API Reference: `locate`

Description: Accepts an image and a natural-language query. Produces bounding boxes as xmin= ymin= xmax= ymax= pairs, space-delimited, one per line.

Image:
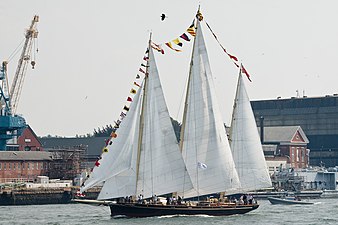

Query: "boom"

xmin=9 ymin=15 xmax=39 ymax=114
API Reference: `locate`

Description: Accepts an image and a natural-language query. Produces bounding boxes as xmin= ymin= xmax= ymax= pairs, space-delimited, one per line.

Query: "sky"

xmin=1 ymin=0 xmax=338 ymax=137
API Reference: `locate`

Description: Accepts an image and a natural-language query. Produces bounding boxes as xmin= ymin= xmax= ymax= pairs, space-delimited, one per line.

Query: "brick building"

xmin=6 ymin=125 xmax=43 ymax=151
xmin=0 ymin=151 xmax=52 ymax=183
xmin=261 ymin=126 xmax=310 ymax=170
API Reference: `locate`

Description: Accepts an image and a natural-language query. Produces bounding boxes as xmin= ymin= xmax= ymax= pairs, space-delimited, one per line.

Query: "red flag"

xmin=127 ymin=97 xmax=132 ymax=102
xmin=95 ymin=160 xmax=100 ymax=167
xmin=241 ymin=64 xmax=252 ymax=82
xmin=180 ymin=33 xmax=190 ymax=42
xmin=228 ymin=53 xmax=238 ymax=62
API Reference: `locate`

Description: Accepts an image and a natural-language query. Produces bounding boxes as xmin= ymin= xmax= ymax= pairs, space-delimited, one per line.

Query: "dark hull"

xmin=267 ymin=197 xmax=314 ymax=205
xmin=109 ymin=203 xmax=259 ymax=218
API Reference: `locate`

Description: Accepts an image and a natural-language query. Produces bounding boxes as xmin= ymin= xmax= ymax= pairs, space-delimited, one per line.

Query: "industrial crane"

xmin=0 ymin=15 xmax=39 ymax=151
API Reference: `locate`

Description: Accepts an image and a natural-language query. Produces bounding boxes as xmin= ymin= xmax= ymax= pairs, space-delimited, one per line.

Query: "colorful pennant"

xmin=205 ymin=20 xmax=252 ymax=82
xmin=139 ymin=68 xmax=146 ymax=74
xmin=134 ymin=82 xmax=141 ymax=87
xmin=165 ymin=42 xmax=182 ymax=52
xmin=151 ymin=42 xmax=165 ymax=54
xmin=180 ymin=33 xmax=190 ymax=42
xmin=241 ymin=64 xmax=252 ymax=82
xmin=187 ymin=20 xmax=196 ymax=36
xmin=173 ymin=38 xmax=183 ymax=47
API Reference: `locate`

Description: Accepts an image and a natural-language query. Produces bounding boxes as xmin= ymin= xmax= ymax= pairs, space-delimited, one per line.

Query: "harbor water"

xmin=0 ymin=198 xmax=337 ymax=225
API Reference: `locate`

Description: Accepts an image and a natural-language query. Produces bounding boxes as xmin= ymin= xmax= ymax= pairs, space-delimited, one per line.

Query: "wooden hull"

xmin=267 ymin=197 xmax=314 ymax=205
xmin=109 ymin=203 xmax=259 ymax=218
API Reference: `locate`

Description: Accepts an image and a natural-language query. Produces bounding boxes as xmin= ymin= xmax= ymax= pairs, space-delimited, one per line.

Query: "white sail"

xmin=136 ymin=47 xmax=193 ymax=199
xmin=181 ymin=19 xmax=241 ymax=198
xmin=230 ymin=72 xmax=272 ymax=191
xmin=81 ymin=82 xmax=143 ymax=199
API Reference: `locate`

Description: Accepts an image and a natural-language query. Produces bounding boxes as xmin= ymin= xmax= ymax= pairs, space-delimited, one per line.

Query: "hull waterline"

xmin=109 ymin=203 xmax=259 ymax=218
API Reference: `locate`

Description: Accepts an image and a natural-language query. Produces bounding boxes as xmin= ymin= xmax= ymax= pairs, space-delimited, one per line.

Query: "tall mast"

xmin=180 ymin=8 xmax=203 ymax=199
xmin=135 ymin=33 xmax=151 ymax=195
xmin=179 ymin=11 xmax=200 ymax=152
xmin=229 ymin=64 xmax=243 ymax=145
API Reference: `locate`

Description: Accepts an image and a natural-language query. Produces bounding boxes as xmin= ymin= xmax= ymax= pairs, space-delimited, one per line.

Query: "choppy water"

xmin=0 ymin=198 xmax=337 ymax=225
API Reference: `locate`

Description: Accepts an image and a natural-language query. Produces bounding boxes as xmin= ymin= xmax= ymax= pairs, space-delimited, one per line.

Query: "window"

xmin=291 ymin=147 xmax=295 ymax=162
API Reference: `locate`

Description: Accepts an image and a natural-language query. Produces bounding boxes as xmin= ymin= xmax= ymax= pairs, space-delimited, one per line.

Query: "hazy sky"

xmin=1 ymin=1 xmax=337 ymax=137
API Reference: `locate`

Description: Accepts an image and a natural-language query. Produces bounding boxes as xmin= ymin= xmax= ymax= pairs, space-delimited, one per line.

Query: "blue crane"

xmin=0 ymin=15 xmax=39 ymax=151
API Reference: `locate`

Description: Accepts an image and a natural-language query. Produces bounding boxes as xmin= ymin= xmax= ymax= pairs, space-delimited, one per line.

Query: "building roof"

xmin=262 ymin=144 xmax=278 ymax=152
xmin=0 ymin=151 xmax=53 ymax=161
xmin=251 ymin=94 xmax=338 ymax=109
xmin=40 ymin=136 xmax=107 ymax=156
xmin=259 ymin=126 xmax=309 ymax=144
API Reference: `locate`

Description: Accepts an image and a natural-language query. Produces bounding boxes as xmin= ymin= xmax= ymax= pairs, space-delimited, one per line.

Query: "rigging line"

xmin=7 ymin=38 xmax=25 ymax=62
xmin=175 ymin=68 xmax=190 ymax=122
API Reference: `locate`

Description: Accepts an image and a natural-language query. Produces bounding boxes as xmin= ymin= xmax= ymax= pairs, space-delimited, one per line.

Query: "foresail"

xmin=136 ymin=47 xmax=193 ymax=199
xmin=81 ymin=82 xmax=143 ymax=199
xmin=230 ymin=72 xmax=272 ymax=191
xmin=181 ymin=20 xmax=241 ymax=198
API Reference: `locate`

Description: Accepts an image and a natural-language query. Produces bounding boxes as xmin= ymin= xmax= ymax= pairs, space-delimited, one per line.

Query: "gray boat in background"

xmin=267 ymin=196 xmax=314 ymax=205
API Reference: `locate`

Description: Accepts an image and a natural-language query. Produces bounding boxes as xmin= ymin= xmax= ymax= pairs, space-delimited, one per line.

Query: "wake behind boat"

xmin=267 ymin=196 xmax=314 ymax=205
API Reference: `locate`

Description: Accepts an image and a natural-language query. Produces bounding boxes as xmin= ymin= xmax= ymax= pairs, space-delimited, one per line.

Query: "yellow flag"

xmin=165 ymin=42 xmax=182 ymax=52
xmin=187 ymin=27 xmax=196 ymax=36
xmin=173 ymin=38 xmax=183 ymax=47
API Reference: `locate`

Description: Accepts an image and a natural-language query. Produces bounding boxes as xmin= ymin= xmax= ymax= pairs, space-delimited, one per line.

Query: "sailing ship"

xmin=80 ymin=9 xmax=270 ymax=218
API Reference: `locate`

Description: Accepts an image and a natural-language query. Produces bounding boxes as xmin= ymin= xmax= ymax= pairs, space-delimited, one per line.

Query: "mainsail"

xmin=82 ymin=44 xmax=192 ymax=200
xmin=180 ymin=17 xmax=241 ymax=198
xmin=229 ymin=70 xmax=272 ymax=191
xmin=136 ymin=47 xmax=192 ymax=199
